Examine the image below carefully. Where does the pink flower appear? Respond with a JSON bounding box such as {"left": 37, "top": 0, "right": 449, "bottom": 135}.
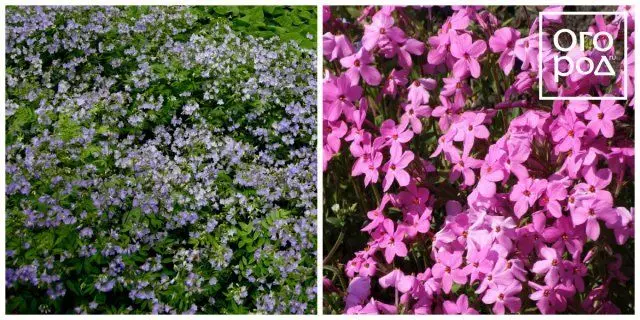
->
{"left": 489, "top": 27, "right": 521, "bottom": 74}
{"left": 531, "top": 246, "right": 562, "bottom": 285}
{"left": 378, "top": 269, "right": 415, "bottom": 293}
{"left": 584, "top": 99, "right": 625, "bottom": 138}
{"left": 407, "top": 78, "right": 437, "bottom": 105}
{"left": 324, "top": 74, "right": 363, "bottom": 121}
{"left": 450, "top": 33, "right": 487, "bottom": 79}
{"left": 324, "top": 120, "right": 347, "bottom": 153}
{"left": 441, "top": 76, "right": 471, "bottom": 107}
{"left": 380, "top": 119, "right": 414, "bottom": 155}
{"left": 401, "top": 101, "right": 431, "bottom": 134}
{"left": 453, "top": 112, "right": 490, "bottom": 156}
{"left": 396, "top": 38, "right": 425, "bottom": 68}
{"left": 443, "top": 295, "right": 478, "bottom": 315}
{"left": 323, "top": 33, "right": 355, "bottom": 61}
{"left": 509, "top": 178, "right": 547, "bottom": 218}
{"left": 362, "top": 11, "right": 406, "bottom": 51}
{"left": 432, "top": 249, "right": 467, "bottom": 294}
{"left": 382, "top": 148, "right": 414, "bottom": 191}
{"left": 448, "top": 151, "right": 482, "bottom": 186}
{"left": 551, "top": 109, "right": 586, "bottom": 154}
{"left": 572, "top": 195, "right": 616, "bottom": 241}
{"left": 380, "top": 220, "right": 408, "bottom": 263}
{"left": 340, "top": 48, "right": 382, "bottom": 86}
{"left": 528, "top": 279, "right": 575, "bottom": 314}
{"left": 382, "top": 68, "right": 409, "bottom": 97}
{"left": 482, "top": 281, "right": 522, "bottom": 314}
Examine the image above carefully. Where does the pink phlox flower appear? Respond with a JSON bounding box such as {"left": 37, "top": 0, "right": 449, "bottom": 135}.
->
{"left": 450, "top": 33, "right": 487, "bottom": 79}
{"left": 362, "top": 11, "right": 406, "bottom": 51}
{"left": 509, "top": 177, "right": 547, "bottom": 218}
{"left": 482, "top": 281, "right": 522, "bottom": 314}
{"left": 380, "top": 219, "right": 408, "bottom": 263}
{"left": 489, "top": 27, "right": 521, "bottom": 75}
{"left": 407, "top": 78, "right": 437, "bottom": 105}
{"left": 324, "top": 74, "right": 363, "bottom": 121}
{"left": 432, "top": 249, "right": 467, "bottom": 294}
{"left": 380, "top": 119, "right": 414, "bottom": 155}
{"left": 401, "top": 101, "right": 432, "bottom": 134}
{"left": 584, "top": 99, "right": 625, "bottom": 138}
{"left": 443, "top": 294, "right": 478, "bottom": 315}
{"left": 340, "top": 48, "right": 382, "bottom": 86}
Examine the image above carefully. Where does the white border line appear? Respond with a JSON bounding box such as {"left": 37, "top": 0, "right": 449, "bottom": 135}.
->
{"left": 538, "top": 11, "right": 628, "bottom": 100}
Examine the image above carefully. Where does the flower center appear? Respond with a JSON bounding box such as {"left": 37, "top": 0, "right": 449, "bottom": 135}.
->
{"left": 339, "top": 95, "right": 346, "bottom": 101}
{"left": 543, "top": 289, "right": 550, "bottom": 297}
{"left": 409, "top": 109, "right": 415, "bottom": 115}
{"left": 473, "top": 262, "right": 479, "bottom": 267}
{"left": 462, "top": 230, "right": 468, "bottom": 238}
{"left": 354, "top": 59, "right": 361, "bottom": 67}
{"left": 523, "top": 190, "right": 531, "bottom": 196}
{"left": 597, "top": 112, "right": 604, "bottom": 119}
{"left": 456, "top": 82, "right": 462, "bottom": 89}
{"left": 445, "top": 266, "right": 451, "bottom": 273}
{"left": 468, "top": 125, "right": 473, "bottom": 131}
{"left": 390, "top": 164, "right": 397, "bottom": 170}
{"left": 589, "top": 185, "right": 596, "bottom": 193}
{"left": 568, "top": 130, "right": 575, "bottom": 137}
{"left": 379, "top": 27, "right": 386, "bottom": 34}
{"left": 498, "top": 293, "right": 505, "bottom": 300}
{"left": 413, "top": 80, "right": 420, "bottom": 87}
{"left": 392, "top": 134, "right": 398, "bottom": 140}
{"left": 507, "top": 261, "right": 513, "bottom": 269}
{"left": 588, "top": 209, "right": 596, "bottom": 216}
{"left": 495, "top": 226, "right": 501, "bottom": 233}
{"left": 552, "top": 259, "right": 558, "bottom": 266}
{"left": 562, "top": 234, "right": 568, "bottom": 240}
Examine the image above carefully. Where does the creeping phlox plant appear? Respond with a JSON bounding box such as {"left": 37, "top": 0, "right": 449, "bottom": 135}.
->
{"left": 323, "top": 6, "right": 634, "bottom": 314}
{"left": 6, "top": 6, "right": 316, "bottom": 314}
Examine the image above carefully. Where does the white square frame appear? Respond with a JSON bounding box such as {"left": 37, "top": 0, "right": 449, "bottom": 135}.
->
{"left": 538, "top": 11, "right": 628, "bottom": 101}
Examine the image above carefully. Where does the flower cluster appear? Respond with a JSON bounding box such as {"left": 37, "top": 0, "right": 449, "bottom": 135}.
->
{"left": 323, "top": 6, "right": 634, "bottom": 314}
{"left": 5, "top": 6, "right": 316, "bottom": 314}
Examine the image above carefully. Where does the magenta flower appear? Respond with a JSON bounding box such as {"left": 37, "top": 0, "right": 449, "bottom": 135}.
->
{"left": 382, "top": 68, "right": 408, "bottom": 97}
{"left": 362, "top": 11, "right": 406, "bottom": 51}
{"left": 584, "top": 99, "right": 625, "bottom": 138}
{"left": 432, "top": 249, "right": 467, "bottom": 294}
{"left": 340, "top": 48, "right": 382, "bottom": 86}
{"left": 448, "top": 151, "right": 482, "bottom": 186}
{"left": 324, "top": 120, "right": 347, "bottom": 153}
{"left": 378, "top": 269, "right": 414, "bottom": 293}
{"left": 572, "top": 196, "right": 617, "bottom": 241}
{"left": 542, "top": 216, "right": 583, "bottom": 256}
{"left": 541, "top": 180, "right": 568, "bottom": 218}
{"left": 396, "top": 38, "right": 425, "bottom": 68}
{"left": 323, "top": 32, "right": 355, "bottom": 61}
{"left": 407, "top": 78, "right": 437, "bottom": 105}
{"left": 453, "top": 112, "right": 490, "bottom": 156}
{"left": 482, "top": 281, "right": 522, "bottom": 314}
{"left": 380, "top": 119, "right": 414, "bottom": 155}
{"left": 401, "top": 101, "right": 431, "bottom": 134}
{"left": 450, "top": 33, "right": 487, "bottom": 79}
{"left": 380, "top": 220, "right": 408, "bottom": 263}
{"left": 551, "top": 109, "right": 586, "bottom": 154}
{"left": 509, "top": 178, "right": 547, "bottom": 218}
{"left": 443, "top": 295, "right": 479, "bottom": 315}
{"left": 531, "top": 246, "right": 562, "bottom": 285}
{"left": 441, "top": 76, "right": 471, "bottom": 107}
{"left": 489, "top": 27, "right": 521, "bottom": 74}
{"left": 324, "top": 74, "right": 362, "bottom": 121}
{"left": 382, "top": 148, "right": 414, "bottom": 191}
{"left": 528, "top": 279, "right": 575, "bottom": 314}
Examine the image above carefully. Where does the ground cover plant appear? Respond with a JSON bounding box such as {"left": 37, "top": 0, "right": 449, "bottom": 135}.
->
{"left": 323, "top": 5, "right": 634, "bottom": 314}
{"left": 5, "top": 6, "right": 316, "bottom": 314}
